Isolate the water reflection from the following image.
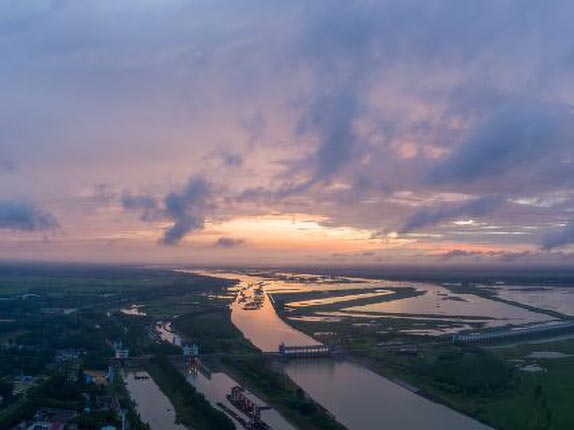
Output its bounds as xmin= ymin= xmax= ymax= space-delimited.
xmin=285 ymin=360 xmax=491 ymax=430
xmin=123 ymin=370 xmax=185 ymax=430
xmin=186 ymin=369 xmax=296 ymax=430
xmin=344 ymin=283 xmax=553 ymax=328
xmin=287 ymin=291 xmax=393 ymax=308
xmin=196 ymin=270 xmax=493 ymax=430
xmin=495 ymin=285 xmax=574 ymax=316
xmin=194 ymin=271 xmax=318 ymax=352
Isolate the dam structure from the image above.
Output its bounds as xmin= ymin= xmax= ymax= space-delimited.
xmin=278 ymin=343 xmax=334 ymax=359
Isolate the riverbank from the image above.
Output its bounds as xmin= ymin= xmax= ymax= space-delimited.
xmin=195 ymin=270 xmax=494 ymax=430
xmin=220 ymin=355 xmax=346 ymax=430
xmin=283 ymin=301 xmax=506 ymax=429
xmin=343 ymin=352 xmax=499 ymax=429
xmin=172 ymin=307 xmax=347 ymax=430
xmin=283 ymin=285 xmax=574 ymax=430
xmin=145 ymin=355 xmax=235 ymax=430
xmin=114 ymin=369 xmax=151 ymax=430
xmin=285 ymin=306 xmax=574 ymax=430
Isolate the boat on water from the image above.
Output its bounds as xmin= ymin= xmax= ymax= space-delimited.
xmin=243 ymin=301 xmax=261 ymax=310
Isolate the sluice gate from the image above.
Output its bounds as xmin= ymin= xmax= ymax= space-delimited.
xmin=278 ymin=343 xmax=334 ymax=359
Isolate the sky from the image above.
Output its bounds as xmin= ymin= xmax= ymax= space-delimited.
xmin=1 ymin=0 xmax=574 ymax=266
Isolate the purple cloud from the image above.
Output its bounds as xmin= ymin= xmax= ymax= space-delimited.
xmin=542 ymin=222 xmax=574 ymax=250
xmin=215 ymin=237 xmax=245 ymax=248
xmin=122 ymin=177 xmax=213 ymax=245
xmin=401 ymin=195 xmax=506 ymax=233
xmin=0 ymin=200 xmax=59 ymax=232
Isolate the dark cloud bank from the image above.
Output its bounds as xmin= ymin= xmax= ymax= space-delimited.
xmin=122 ymin=177 xmax=213 ymax=245
xmin=0 ymin=200 xmax=59 ymax=232
xmin=215 ymin=237 xmax=245 ymax=248
xmin=401 ymin=196 xmax=506 ymax=233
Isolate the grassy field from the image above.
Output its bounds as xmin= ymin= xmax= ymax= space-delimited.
xmin=0 ymin=264 xmax=229 ymax=301
xmin=173 ymin=308 xmax=255 ymax=355
xmin=481 ymin=339 xmax=574 ymax=430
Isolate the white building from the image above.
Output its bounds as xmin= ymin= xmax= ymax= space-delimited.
xmin=183 ymin=344 xmax=199 ymax=356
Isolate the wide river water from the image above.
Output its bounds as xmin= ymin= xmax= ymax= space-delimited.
xmin=201 ymin=271 xmax=493 ymax=430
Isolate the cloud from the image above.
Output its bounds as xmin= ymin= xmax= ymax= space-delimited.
xmin=90 ymin=183 xmax=118 ymax=202
xmin=3 ymin=1 xmax=574 ymax=263
xmin=296 ymin=85 xmax=362 ymax=185
xmin=215 ymin=236 xmax=245 ymax=248
xmin=121 ymin=193 xmax=161 ymax=222
xmin=401 ymin=195 xmax=505 ymax=233
xmin=0 ymin=159 xmax=15 ymax=172
xmin=162 ymin=177 xmax=212 ymax=245
xmin=122 ymin=177 xmax=213 ymax=245
xmin=541 ymin=222 xmax=574 ymax=250
xmin=286 ymin=2 xmax=385 ymax=187
xmin=0 ymin=200 xmax=59 ymax=232
xmin=427 ymin=100 xmax=574 ymax=186
xmin=220 ymin=152 xmax=243 ymax=168
xmin=439 ymin=249 xmax=487 ymax=260
xmin=437 ymin=249 xmax=532 ymax=263
xmin=436 ymin=249 xmax=574 ymax=264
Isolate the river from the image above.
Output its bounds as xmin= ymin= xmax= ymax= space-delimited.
xmin=200 ymin=270 xmax=493 ymax=430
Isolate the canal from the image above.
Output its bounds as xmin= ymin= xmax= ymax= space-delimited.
xmin=122 ymin=370 xmax=186 ymax=430
xmin=184 ymin=367 xmax=297 ymax=430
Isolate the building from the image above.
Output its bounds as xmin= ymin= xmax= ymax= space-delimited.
xmin=183 ymin=343 xmax=199 ymax=357
xmin=113 ymin=342 xmax=129 ymax=359
xmin=172 ymin=334 xmax=182 ymax=347
xmin=21 ymin=408 xmax=77 ymax=430
xmin=84 ymin=370 xmax=109 ymax=386
xmin=56 ymin=349 xmax=86 ymax=362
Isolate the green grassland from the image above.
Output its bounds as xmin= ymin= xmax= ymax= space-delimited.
xmin=359 ymin=340 xmax=574 ymax=430
xmin=173 ymin=308 xmax=255 ymax=355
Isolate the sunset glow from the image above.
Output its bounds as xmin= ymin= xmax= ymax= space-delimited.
xmin=1 ymin=1 xmax=574 ymax=267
